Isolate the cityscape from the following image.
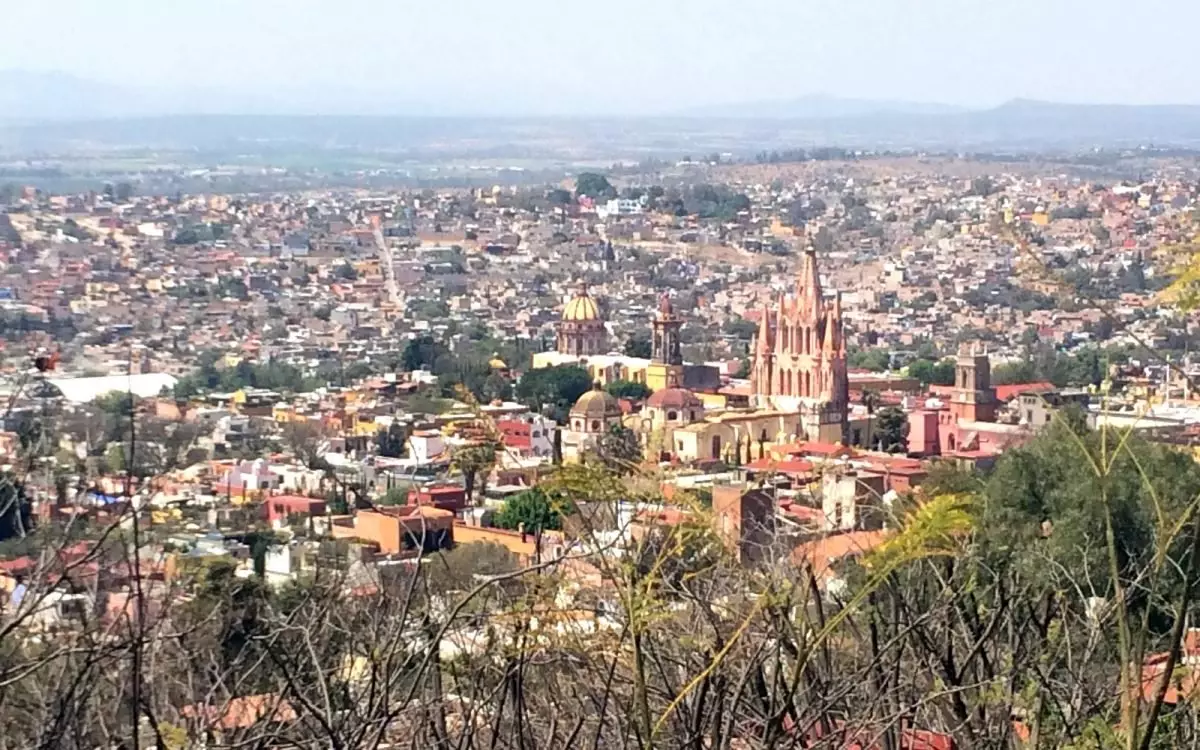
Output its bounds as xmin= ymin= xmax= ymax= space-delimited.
xmin=8 ymin=4 xmax=1200 ymax=749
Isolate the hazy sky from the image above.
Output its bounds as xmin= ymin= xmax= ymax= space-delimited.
xmin=5 ymin=0 xmax=1200 ymax=114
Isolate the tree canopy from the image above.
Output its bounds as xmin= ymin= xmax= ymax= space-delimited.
xmin=907 ymin=358 xmax=956 ymax=386
xmin=623 ymin=333 xmax=652 ymax=359
xmin=493 ymin=487 xmax=571 ymax=533
xmin=874 ymin=406 xmax=910 ymax=453
xmin=574 ymin=173 xmax=616 ymax=199
xmin=606 ymin=380 xmax=651 ymax=401
xmin=514 ymin=365 xmax=592 ymax=421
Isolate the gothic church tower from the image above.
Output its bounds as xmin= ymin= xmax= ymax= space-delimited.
xmin=750 ymin=243 xmax=848 ymax=443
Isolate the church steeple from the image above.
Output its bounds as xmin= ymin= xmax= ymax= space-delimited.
xmin=646 ymin=292 xmax=686 ymax=391
xmin=749 ymin=232 xmax=848 ymax=443
xmin=754 ymin=302 xmax=773 ymax=355
xmin=796 ymin=239 xmax=823 ymax=322
xmin=651 ymin=293 xmax=683 ymax=366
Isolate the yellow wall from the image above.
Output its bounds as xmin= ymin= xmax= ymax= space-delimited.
xmin=646 ymin=363 xmax=684 ymax=392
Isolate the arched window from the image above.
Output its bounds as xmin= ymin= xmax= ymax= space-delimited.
xmin=667 ymin=410 xmax=678 ymax=421
xmin=591 ymin=420 xmax=600 ymax=431
xmin=948 ymin=434 xmax=957 ymax=451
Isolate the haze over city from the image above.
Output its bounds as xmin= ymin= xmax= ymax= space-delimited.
xmin=5 ymin=0 xmax=1200 ymax=116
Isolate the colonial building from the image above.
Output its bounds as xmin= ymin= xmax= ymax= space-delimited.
xmin=907 ymin=345 xmax=1028 ymax=464
xmin=562 ymin=383 xmax=624 ymax=463
xmin=557 ymin=283 xmax=607 ymax=356
xmin=534 ymin=290 xmax=719 ymax=392
xmin=750 ymin=247 xmax=849 ymax=444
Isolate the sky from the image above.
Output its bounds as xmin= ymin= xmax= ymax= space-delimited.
xmin=5 ymin=0 xmax=1200 ymax=115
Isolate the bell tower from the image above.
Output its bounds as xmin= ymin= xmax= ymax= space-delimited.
xmin=950 ymin=343 xmax=997 ymax=423
xmin=647 ymin=294 xmax=685 ymax=391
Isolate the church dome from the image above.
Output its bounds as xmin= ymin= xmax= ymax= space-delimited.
xmin=646 ymin=387 xmax=701 ymax=410
xmin=570 ymin=383 xmax=622 ymax=420
xmin=562 ymin=283 xmax=602 ymax=322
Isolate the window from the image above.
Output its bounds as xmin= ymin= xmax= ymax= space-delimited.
xmin=591 ymin=420 xmax=600 ymax=431
xmin=667 ymin=410 xmax=677 ymax=421
xmin=1026 ymin=409 xmax=1034 ymax=423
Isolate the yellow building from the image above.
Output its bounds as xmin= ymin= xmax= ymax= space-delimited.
xmin=531 ymin=351 xmax=650 ymax=385
xmin=669 ymin=411 xmax=805 ymax=464
xmin=532 ymin=293 xmax=718 ymax=391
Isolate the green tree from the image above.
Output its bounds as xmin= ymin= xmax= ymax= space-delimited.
xmin=493 ymin=488 xmax=572 ymax=533
xmin=849 ymin=348 xmax=891 ymax=372
xmin=379 ymin=487 xmax=409 ymax=506
xmin=479 ymin=372 xmax=512 ymax=403
xmin=723 ymin=318 xmax=758 ymax=340
xmin=114 ymin=181 xmax=135 ymax=201
xmin=623 ymin=333 xmax=653 ymax=359
xmin=376 ymin=423 xmax=408 ymax=458
xmin=575 ymin=172 xmax=616 ymax=199
xmin=593 ymin=424 xmax=642 ymax=475
xmin=907 ymin=358 xmax=955 ymax=386
xmin=546 ymin=188 xmax=573 ymax=206
xmin=992 ymin=360 xmax=1038 ymax=385
xmin=874 ymin=407 xmax=910 ymax=454
xmin=607 ymin=380 xmax=651 ymax=400
xmin=514 ymin=365 xmax=592 ymax=419
xmin=401 ymin=335 xmax=450 ymax=372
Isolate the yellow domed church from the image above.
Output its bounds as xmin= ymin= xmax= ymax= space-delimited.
xmin=532 ymin=284 xmax=720 ymax=393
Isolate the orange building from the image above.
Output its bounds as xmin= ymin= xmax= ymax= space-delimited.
xmin=340 ymin=507 xmax=453 ymax=555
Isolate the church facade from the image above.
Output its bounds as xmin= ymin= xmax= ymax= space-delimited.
xmin=533 ymin=285 xmax=719 ymax=392
xmin=750 ymin=247 xmax=849 ymax=444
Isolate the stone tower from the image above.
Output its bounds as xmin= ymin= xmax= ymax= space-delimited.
xmin=950 ymin=343 xmax=997 ymax=423
xmin=647 ymin=293 xmax=685 ymax=390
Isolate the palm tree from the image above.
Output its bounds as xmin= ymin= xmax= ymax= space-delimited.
xmin=453 ymin=443 xmax=497 ymax=506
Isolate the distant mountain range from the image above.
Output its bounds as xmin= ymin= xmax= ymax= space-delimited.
xmin=0 ymin=70 xmax=448 ymax=121
xmin=675 ymin=94 xmax=968 ymax=119
xmin=5 ymin=71 xmax=1200 ymax=153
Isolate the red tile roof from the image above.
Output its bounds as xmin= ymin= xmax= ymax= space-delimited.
xmin=744 ymin=458 xmax=815 ymax=476
xmin=994 ymin=382 xmax=1055 ymax=401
